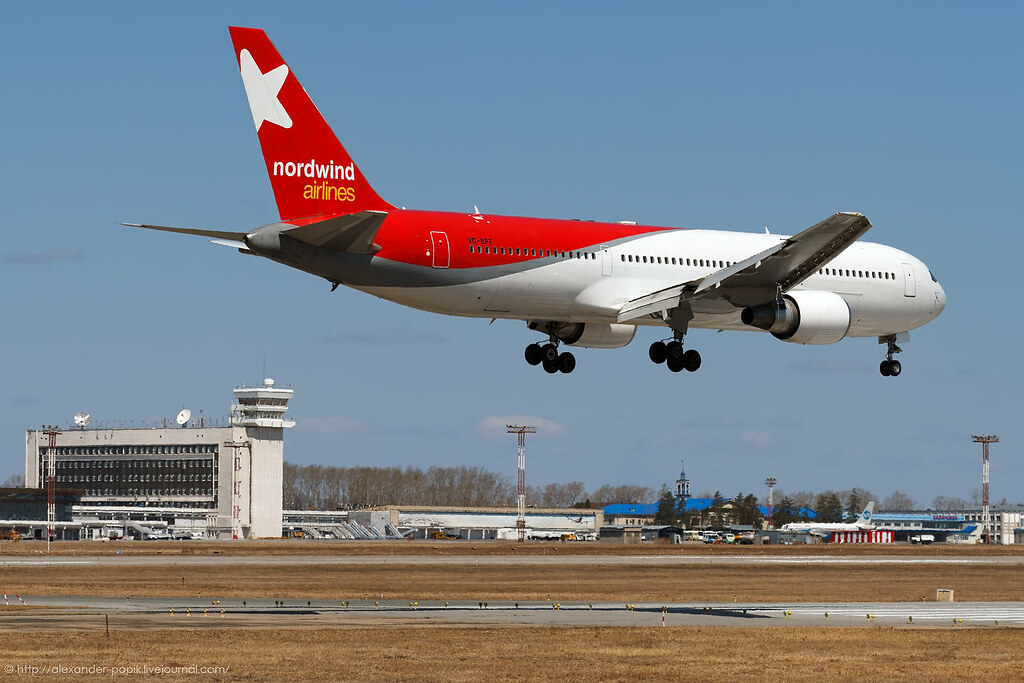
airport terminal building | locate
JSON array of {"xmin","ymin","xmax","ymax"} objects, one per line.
[{"xmin": 24, "ymin": 379, "xmax": 293, "ymax": 539}]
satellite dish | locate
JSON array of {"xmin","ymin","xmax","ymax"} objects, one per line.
[
  {"xmin": 74, "ymin": 412, "xmax": 91, "ymax": 428},
  {"xmin": 176, "ymin": 409, "xmax": 192, "ymax": 427}
]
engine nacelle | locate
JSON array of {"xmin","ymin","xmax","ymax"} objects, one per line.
[
  {"xmin": 740, "ymin": 290, "xmax": 851, "ymax": 345},
  {"xmin": 527, "ymin": 321, "xmax": 637, "ymax": 349}
]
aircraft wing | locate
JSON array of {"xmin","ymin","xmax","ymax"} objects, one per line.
[{"xmin": 617, "ymin": 212, "xmax": 872, "ymax": 322}]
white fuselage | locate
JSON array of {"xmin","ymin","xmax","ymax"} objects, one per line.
[{"xmin": 360, "ymin": 229, "xmax": 946, "ymax": 339}]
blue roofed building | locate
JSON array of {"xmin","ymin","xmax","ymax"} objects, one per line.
[{"xmin": 602, "ymin": 503, "xmax": 659, "ymax": 526}]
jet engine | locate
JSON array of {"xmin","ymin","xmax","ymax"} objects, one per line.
[
  {"xmin": 740, "ymin": 290, "xmax": 851, "ymax": 345},
  {"xmin": 527, "ymin": 321, "xmax": 637, "ymax": 349}
]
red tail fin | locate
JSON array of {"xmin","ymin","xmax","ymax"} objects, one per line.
[{"xmin": 228, "ymin": 27, "xmax": 393, "ymax": 221}]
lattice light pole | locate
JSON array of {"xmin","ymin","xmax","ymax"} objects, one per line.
[
  {"xmin": 765, "ymin": 477, "xmax": 777, "ymax": 530},
  {"xmin": 972, "ymin": 435, "xmax": 998, "ymax": 544},
  {"xmin": 507, "ymin": 425, "xmax": 536, "ymax": 543},
  {"xmin": 41, "ymin": 425, "xmax": 62, "ymax": 551}
]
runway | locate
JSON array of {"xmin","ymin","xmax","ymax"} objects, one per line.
[
  {"xmin": 3, "ymin": 595, "xmax": 1022, "ymax": 630},
  {"xmin": 3, "ymin": 553, "xmax": 1023, "ymax": 567}
]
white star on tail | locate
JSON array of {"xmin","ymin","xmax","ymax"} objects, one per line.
[{"xmin": 239, "ymin": 49, "xmax": 292, "ymax": 130}]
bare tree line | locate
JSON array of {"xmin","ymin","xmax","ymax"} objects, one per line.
[
  {"xmin": 284, "ymin": 464, "xmax": 513, "ymax": 509},
  {"xmin": 524, "ymin": 482, "xmax": 654, "ymax": 508},
  {"xmin": 283, "ymin": 463, "xmax": 654, "ymax": 510},
  {"xmin": 1, "ymin": 474, "xmax": 25, "ymax": 487},
  {"xmin": 4, "ymin": 463, "xmax": 1014, "ymax": 512}
]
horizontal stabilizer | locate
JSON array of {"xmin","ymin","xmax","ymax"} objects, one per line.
[
  {"xmin": 122, "ymin": 223, "xmax": 247, "ymax": 241},
  {"xmin": 209, "ymin": 238, "xmax": 250, "ymax": 250},
  {"xmin": 281, "ymin": 210, "xmax": 387, "ymax": 253}
]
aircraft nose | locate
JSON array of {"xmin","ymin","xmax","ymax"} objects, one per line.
[{"xmin": 935, "ymin": 281, "xmax": 946, "ymax": 314}]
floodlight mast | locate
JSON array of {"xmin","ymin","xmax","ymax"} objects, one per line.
[
  {"xmin": 507, "ymin": 425, "xmax": 536, "ymax": 543},
  {"xmin": 972, "ymin": 435, "xmax": 998, "ymax": 544}
]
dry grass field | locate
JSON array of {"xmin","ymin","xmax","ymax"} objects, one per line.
[
  {"xmin": 3, "ymin": 561, "xmax": 1023, "ymax": 603},
  {"xmin": 3, "ymin": 542, "xmax": 1022, "ymax": 680},
  {"xmin": 2, "ymin": 540, "xmax": 1023, "ymax": 603},
  {"xmin": 3, "ymin": 626, "xmax": 1023, "ymax": 681}
]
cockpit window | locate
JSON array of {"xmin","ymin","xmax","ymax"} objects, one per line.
[{"xmin": 928, "ymin": 269, "xmax": 938, "ymax": 283}]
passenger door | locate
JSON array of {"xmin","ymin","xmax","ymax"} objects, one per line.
[
  {"xmin": 901, "ymin": 262, "xmax": 916, "ymax": 297},
  {"xmin": 429, "ymin": 231, "xmax": 450, "ymax": 269}
]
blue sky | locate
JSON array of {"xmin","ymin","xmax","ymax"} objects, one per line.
[{"xmin": 3, "ymin": 3, "xmax": 1021, "ymax": 507}]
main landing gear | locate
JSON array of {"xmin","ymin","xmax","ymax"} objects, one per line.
[
  {"xmin": 879, "ymin": 335, "xmax": 903, "ymax": 377},
  {"xmin": 525, "ymin": 341, "xmax": 576, "ymax": 374},
  {"xmin": 649, "ymin": 335, "xmax": 701, "ymax": 373}
]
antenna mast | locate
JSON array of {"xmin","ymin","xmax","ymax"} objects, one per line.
[
  {"xmin": 41, "ymin": 425, "xmax": 62, "ymax": 552},
  {"xmin": 507, "ymin": 425, "xmax": 536, "ymax": 543},
  {"xmin": 972, "ymin": 435, "xmax": 998, "ymax": 544}
]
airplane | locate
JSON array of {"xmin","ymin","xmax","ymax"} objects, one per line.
[
  {"xmin": 780, "ymin": 502, "xmax": 876, "ymax": 537},
  {"xmin": 127, "ymin": 27, "xmax": 946, "ymax": 377}
]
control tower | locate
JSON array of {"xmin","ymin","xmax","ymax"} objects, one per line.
[{"xmin": 228, "ymin": 378, "xmax": 295, "ymax": 538}]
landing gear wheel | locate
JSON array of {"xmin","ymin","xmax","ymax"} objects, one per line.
[
  {"xmin": 889, "ymin": 359, "xmax": 902, "ymax": 376},
  {"xmin": 665, "ymin": 341, "xmax": 684, "ymax": 363},
  {"xmin": 525, "ymin": 344, "xmax": 543, "ymax": 366},
  {"xmin": 541, "ymin": 344, "xmax": 559, "ymax": 363},
  {"xmin": 557, "ymin": 352, "xmax": 576, "ymax": 374},
  {"xmin": 649, "ymin": 341, "xmax": 667, "ymax": 364},
  {"xmin": 542, "ymin": 358, "xmax": 559, "ymax": 374},
  {"xmin": 683, "ymin": 349, "xmax": 702, "ymax": 372},
  {"xmin": 666, "ymin": 356, "xmax": 684, "ymax": 373},
  {"xmin": 880, "ymin": 360, "xmax": 892, "ymax": 377}
]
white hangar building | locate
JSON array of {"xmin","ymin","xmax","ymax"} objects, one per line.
[{"xmin": 389, "ymin": 506, "xmax": 604, "ymax": 540}]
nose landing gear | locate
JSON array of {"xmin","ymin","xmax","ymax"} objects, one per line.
[
  {"xmin": 879, "ymin": 335, "xmax": 903, "ymax": 377},
  {"xmin": 525, "ymin": 341, "xmax": 576, "ymax": 374},
  {"xmin": 649, "ymin": 334, "xmax": 701, "ymax": 374}
]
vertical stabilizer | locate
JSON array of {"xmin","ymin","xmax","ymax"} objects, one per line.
[
  {"xmin": 228, "ymin": 27, "xmax": 393, "ymax": 221},
  {"xmin": 855, "ymin": 501, "xmax": 875, "ymax": 528}
]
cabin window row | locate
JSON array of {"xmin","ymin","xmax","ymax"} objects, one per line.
[
  {"xmin": 467, "ymin": 245, "xmax": 596, "ymax": 259},
  {"xmin": 463, "ymin": 246, "xmax": 898, "ymax": 282},
  {"xmin": 817, "ymin": 268, "xmax": 897, "ymax": 280},
  {"xmin": 620, "ymin": 255, "xmax": 733, "ymax": 267}
]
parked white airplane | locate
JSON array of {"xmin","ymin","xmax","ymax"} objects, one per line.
[
  {"xmin": 128, "ymin": 28, "xmax": 946, "ymax": 376},
  {"xmin": 781, "ymin": 502, "xmax": 876, "ymax": 537}
]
